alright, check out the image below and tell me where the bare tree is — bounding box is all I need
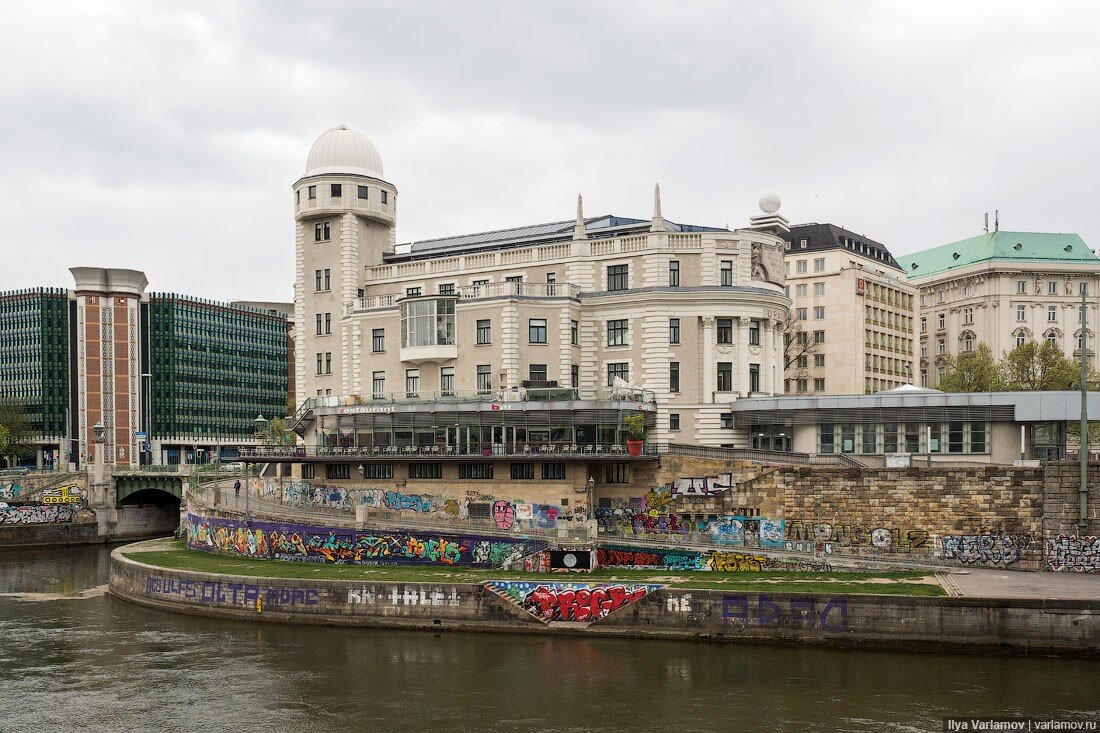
[781,311,817,371]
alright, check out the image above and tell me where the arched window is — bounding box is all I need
[1044,328,1061,348]
[1075,329,1093,352]
[959,330,976,353]
[1013,328,1031,348]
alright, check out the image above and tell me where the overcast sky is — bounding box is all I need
[2,1,1098,302]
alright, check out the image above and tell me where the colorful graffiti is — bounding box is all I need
[672,473,733,496]
[493,501,516,529]
[721,594,848,632]
[0,483,22,501]
[0,504,77,525]
[596,544,798,573]
[185,513,546,567]
[383,491,433,513]
[486,581,661,623]
[941,534,1030,566]
[785,521,929,553]
[1045,534,1100,573]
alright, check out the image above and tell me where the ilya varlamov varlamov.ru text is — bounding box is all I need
[944,719,1098,732]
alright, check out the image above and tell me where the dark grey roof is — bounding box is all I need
[386,215,728,262]
[783,223,902,270]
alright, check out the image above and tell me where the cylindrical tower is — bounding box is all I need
[293,125,397,406]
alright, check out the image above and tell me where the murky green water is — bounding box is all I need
[0,544,1097,733]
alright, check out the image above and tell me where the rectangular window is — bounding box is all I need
[327,464,350,480]
[1016,304,1026,322]
[920,317,927,333]
[301,464,315,479]
[1049,281,1058,295]
[541,463,566,480]
[797,260,807,274]
[796,378,807,392]
[324,312,331,335]
[315,313,323,335]
[962,307,973,324]
[308,185,316,199]
[938,338,946,355]
[529,364,548,382]
[372,371,385,398]
[529,318,547,344]
[716,362,732,392]
[749,364,760,393]
[476,320,491,344]
[665,318,680,345]
[510,463,534,480]
[330,183,342,198]
[607,319,629,346]
[546,272,556,284]
[316,352,323,375]
[814,282,825,296]
[605,463,629,483]
[669,361,680,392]
[720,260,733,286]
[440,366,455,396]
[796,284,807,297]
[1082,282,1090,295]
[438,283,454,295]
[819,425,835,454]
[668,260,680,287]
[472,278,488,287]
[749,320,761,346]
[814,377,825,391]
[814,257,825,272]
[314,221,330,242]
[720,413,734,429]
[1017,280,1027,294]
[970,422,987,453]
[324,352,332,373]
[571,363,579,387]
[315,270,322,291]
[364,464,394,479]
[938,313,946,329]
[814,354,825,367]
[814,330,825,344]
[797,355,808,368]
[405,369,420,398]
[607,264,628,291]
[409,463,442,479]
[1049,305,1058,322]
[717,318,733,343]
[814,306,825,319]
[357,185,368,199]
[459,463,493,480]
[505,275,523,283]
[405,286,421,297]
[571,320,579,346]
[372,328,385,352]
[607,362,628,386]
[669,413,680,431]
[380,190,389,204]
[476,365,492,394]
[323,268,331,290]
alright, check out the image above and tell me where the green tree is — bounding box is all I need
[263,417,296,446]
[998,341,1080,391]
[938,343,1001,392]
[0,401,34,468]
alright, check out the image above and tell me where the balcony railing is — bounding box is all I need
[242,442,654,459]
[306,386,656,408]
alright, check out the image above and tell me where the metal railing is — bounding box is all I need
[300,385,656,408]
[241,442,652,459]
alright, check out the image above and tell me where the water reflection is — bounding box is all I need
[0,545,1096,733]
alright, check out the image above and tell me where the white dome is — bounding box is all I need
[303,125,385,179]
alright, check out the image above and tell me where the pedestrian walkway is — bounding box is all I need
[948,567,1100,600]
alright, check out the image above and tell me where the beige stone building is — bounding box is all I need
[292,125,791,448]
[897,231,1100,388]
[781,223,916,397]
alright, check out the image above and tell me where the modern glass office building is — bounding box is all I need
[0,288,70,464]
[148,294,288,454]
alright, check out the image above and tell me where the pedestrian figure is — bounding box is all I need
[234,480,241,497]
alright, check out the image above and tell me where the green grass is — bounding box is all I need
[124,540,945,596]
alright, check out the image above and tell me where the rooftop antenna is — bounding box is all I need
[984,213,989,233]
[995,210,999,232]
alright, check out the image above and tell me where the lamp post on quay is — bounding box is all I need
[250,414,268,517]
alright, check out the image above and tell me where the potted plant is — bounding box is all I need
[623,414,646,457]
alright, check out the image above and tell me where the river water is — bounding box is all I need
[0,545,1097,733]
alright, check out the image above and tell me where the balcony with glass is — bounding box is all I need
[399,296,457,364]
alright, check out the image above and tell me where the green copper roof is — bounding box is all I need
[897,231,1098,280]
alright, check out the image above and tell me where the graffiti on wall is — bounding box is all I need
[595,544,828,573]
[347,586,462,606]
[0,505,77,525]
[485,581,661,623]
[941,534,1031,566]
[1046,535,1100,573]
[0,483,22,501]
[672,473,733,496]
[185,513,546,568]
[144,575,319,607]
[722,594,848,632]
[785,521,929,553]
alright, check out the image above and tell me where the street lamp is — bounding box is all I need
[358,464,365,479]
[93,421,106,444]
[587,476,595,522]
[252,414,269,441]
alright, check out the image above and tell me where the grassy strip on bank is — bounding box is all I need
[124,541,945,596]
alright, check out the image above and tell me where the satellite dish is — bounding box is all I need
[758,191,782,214]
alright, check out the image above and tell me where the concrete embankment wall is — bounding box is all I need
[0,520,100,548]
[110,547,1100,657]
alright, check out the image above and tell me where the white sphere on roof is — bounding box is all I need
[304,125,385,179]
[758,191,782,214]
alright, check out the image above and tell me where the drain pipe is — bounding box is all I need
[1080,289,1090,531]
